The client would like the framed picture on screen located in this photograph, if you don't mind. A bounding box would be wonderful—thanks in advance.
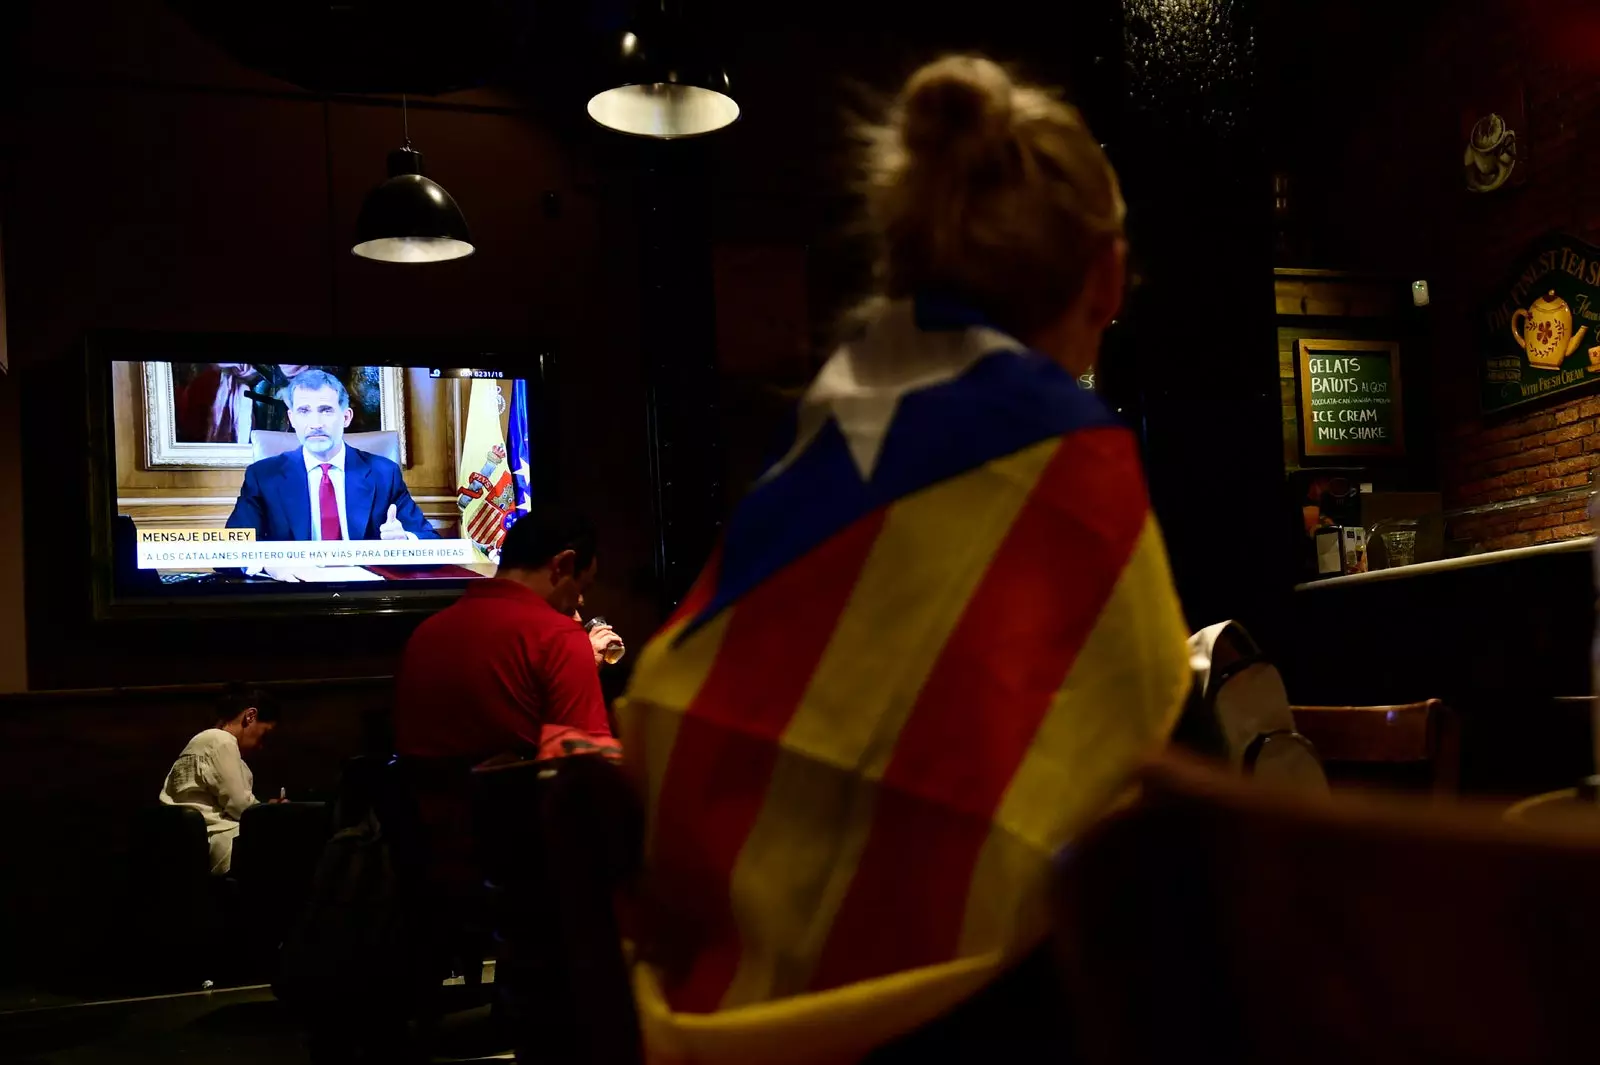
[142,360,407,469]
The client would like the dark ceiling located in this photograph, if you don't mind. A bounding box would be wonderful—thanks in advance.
[164,0,550,95]
[162,0,1121,110]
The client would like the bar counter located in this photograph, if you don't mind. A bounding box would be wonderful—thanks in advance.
[1295,536,1594,592]
[1284,532,1591,700]
[1282,534,1594,794]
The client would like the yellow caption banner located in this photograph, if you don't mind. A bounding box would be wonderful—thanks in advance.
[137,528,256,543]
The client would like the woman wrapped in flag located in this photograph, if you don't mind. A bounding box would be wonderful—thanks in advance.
[618,55,1194,1064]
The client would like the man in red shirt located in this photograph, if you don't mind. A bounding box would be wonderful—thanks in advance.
[395,505,613,760]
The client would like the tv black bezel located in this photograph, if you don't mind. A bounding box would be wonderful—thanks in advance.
[85,329,554,622]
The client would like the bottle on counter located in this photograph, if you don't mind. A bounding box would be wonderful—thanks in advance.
[1341,526,1368,575]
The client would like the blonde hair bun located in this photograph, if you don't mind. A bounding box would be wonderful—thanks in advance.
[900,56,1015,167]
[863,53,1125,339]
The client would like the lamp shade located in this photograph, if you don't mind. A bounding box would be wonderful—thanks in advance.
[352,147,474,262]
[587,26,738,138]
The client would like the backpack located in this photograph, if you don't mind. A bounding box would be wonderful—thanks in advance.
[1188,621,1328,794]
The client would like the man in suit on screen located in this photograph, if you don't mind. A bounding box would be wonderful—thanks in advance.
[227,369,438,552]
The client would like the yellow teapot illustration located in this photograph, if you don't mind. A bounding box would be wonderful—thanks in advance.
[1512,290,1589,370]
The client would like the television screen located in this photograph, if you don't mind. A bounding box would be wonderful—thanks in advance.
[103,350,545,608]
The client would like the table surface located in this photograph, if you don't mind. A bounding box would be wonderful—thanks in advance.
[1295,535,1593,592]
[1502,788,1600,830]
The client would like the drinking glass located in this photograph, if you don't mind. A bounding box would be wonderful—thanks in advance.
[584,615,626,664]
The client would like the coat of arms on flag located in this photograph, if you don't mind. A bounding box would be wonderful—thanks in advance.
[458,443,514,554]
[455,379,514,562]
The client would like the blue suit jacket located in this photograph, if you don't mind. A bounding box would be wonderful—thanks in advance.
[226,445,439,541]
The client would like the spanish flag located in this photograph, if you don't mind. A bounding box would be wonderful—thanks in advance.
[619,300,1192,1064]
[455,378,511,564]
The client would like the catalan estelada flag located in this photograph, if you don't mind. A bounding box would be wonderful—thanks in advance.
[618,299,1193,1065]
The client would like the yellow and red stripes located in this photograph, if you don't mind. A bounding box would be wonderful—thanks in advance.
[622,425,1191,1033]
[643,513,888,1011]
[956,516,1190,955]
[805,427,1149,991]
[715,436,1069,1009]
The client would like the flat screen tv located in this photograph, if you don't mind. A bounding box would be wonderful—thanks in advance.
[85,331,554,619]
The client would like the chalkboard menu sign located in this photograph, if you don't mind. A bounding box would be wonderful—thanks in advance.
[1481,231,1600,414]
[1297,338,1405,459]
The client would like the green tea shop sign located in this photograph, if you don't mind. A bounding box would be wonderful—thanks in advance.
[1298,339,1405,459]
[1482,232,1600,414]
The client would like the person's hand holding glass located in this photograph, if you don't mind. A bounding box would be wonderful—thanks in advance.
[574,598,625,667]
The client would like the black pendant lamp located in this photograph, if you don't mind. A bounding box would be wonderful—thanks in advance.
[587,6,738,139]
[352,97,474,263]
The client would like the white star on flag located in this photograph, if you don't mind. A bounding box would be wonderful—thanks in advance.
[515,460,531,511]
[763,302,1023,483]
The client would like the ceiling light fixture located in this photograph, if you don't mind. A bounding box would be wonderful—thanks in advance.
[587,7,738,139]
[352,96,474,263]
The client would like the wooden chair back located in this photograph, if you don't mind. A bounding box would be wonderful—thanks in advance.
[1291,699,1459,792]
[472,755,643,1065]
[1055,753,1600,1065]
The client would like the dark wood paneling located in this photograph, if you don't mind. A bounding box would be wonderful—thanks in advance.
[22,0,301,93]
[328,101,584,341]
[7,86,333,360]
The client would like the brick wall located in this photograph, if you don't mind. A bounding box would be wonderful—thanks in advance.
[1288,0,1600,551]
[1448,401,1599,551]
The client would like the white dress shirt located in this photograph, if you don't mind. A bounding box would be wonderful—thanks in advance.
[157,728,258,875]
[304,444,349,539]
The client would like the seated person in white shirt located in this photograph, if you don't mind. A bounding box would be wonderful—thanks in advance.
[157,686,281,875]
[225,368,437,582]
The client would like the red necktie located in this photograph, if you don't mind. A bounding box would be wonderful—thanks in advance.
[318,463,342,540]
